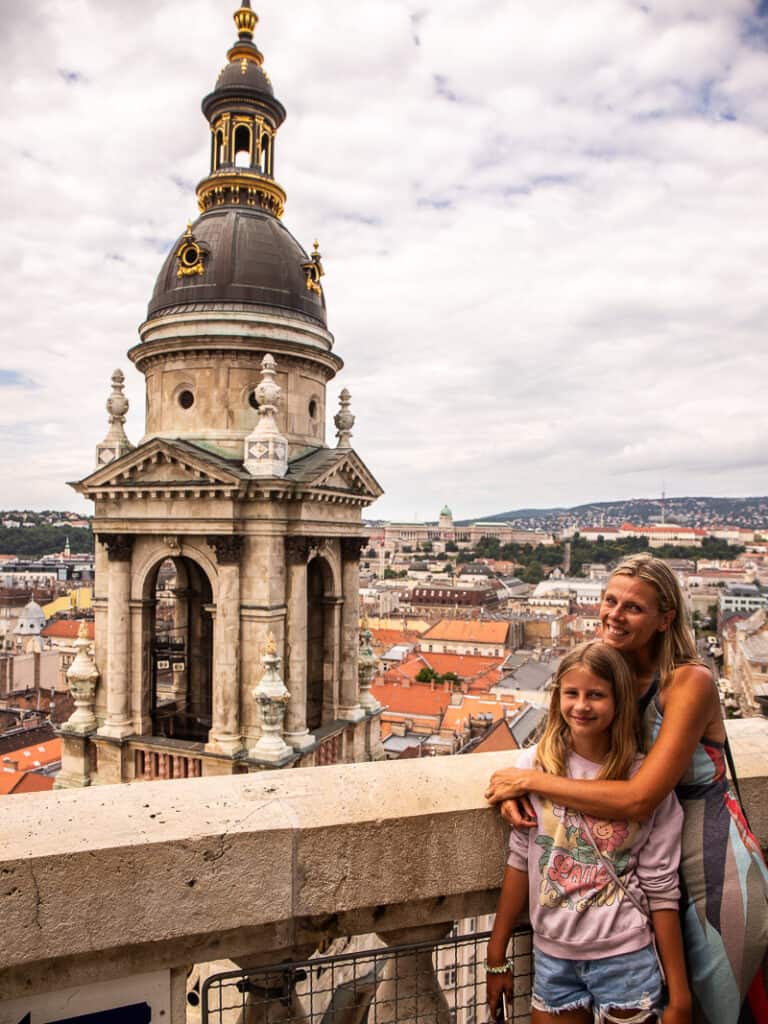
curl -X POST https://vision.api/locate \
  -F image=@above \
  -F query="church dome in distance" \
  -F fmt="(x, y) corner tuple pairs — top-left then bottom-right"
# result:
(147, 209), (327, 325)
(14, 600), (46, 635)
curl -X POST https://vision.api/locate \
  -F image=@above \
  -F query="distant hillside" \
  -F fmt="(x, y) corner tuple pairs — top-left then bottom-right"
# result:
(457, 496), (768, 530)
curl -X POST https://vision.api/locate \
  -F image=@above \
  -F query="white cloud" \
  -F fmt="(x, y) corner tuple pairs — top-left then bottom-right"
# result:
(0, 0), (767, 522)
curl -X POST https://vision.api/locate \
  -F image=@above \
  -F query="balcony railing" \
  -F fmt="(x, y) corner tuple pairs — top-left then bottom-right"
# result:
(1, 719), (767, 1021)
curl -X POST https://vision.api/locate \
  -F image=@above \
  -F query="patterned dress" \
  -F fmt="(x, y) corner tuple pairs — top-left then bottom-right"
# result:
(641, 681), (768, 1023)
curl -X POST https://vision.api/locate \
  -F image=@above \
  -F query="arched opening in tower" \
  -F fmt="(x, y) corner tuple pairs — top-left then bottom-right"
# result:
(234, 124), (252, 168)
(261, 132), (271, 176)
(306, 556), (334, 731)
(149, 557), (213, 743)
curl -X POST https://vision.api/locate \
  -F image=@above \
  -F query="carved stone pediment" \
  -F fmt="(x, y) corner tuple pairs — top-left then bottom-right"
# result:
(291, 450), (383, 502)
(73, 439), (243, 496)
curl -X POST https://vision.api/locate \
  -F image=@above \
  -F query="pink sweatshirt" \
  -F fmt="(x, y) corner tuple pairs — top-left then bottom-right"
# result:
(507, 745), (683, 961)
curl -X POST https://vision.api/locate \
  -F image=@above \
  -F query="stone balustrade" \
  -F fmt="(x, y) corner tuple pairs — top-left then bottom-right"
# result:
(1, 719), (767, 1018)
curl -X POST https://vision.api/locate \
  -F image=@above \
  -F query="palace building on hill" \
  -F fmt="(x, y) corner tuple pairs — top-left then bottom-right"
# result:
(60, 2), (384, 787)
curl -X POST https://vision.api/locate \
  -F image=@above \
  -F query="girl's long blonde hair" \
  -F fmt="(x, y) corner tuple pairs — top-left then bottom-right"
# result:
(537, 640), (638, 781)
(610, 552), (701, 687)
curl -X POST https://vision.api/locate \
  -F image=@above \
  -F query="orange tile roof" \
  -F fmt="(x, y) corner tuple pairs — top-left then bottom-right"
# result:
(471, 719), (520, 753)
(41, 620), (94, 639)
(381, 651), (504, 691)
(1, 737), (61, 770)
(441, 694), (521, 733)
(422, 619), (510, 644)
(370, 628), (421, 647)
(0, 770), (55, 795)
(372, 681), (450, 718)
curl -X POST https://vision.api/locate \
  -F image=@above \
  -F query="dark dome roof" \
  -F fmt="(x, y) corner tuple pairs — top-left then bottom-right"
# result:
(214, 60), (274, 97)
(147, 209), (326, 325)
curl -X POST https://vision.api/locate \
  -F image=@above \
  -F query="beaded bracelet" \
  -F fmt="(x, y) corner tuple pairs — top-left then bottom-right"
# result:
(485, 960), (512, 974)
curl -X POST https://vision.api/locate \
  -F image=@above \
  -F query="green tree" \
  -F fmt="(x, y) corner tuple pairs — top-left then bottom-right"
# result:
(522, 561), (545, 584)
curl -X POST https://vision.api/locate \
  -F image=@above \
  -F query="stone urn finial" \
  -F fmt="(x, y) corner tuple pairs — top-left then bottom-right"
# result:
(95, 369), (134, 468)
(249, 635), (292, 762)
(244, 354), (289, 478)
(334, 388), (355, 448)
(358, 619), (380, 712)
(63, 623), (99, 734)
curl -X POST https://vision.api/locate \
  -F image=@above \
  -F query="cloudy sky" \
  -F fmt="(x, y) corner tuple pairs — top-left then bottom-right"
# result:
(2, 0), (767, 522)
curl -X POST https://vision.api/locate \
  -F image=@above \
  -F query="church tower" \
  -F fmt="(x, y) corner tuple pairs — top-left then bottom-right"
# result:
(63, 4), (383, 786)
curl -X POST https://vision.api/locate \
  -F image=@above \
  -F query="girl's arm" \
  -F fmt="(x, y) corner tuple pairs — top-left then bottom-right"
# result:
(652, 909), (691, 1024)
(486, 665), (715, 820)
(486, 866), (528, 1011)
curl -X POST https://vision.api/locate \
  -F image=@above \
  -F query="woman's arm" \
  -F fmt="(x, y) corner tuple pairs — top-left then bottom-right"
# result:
(486, 665), (716, 820)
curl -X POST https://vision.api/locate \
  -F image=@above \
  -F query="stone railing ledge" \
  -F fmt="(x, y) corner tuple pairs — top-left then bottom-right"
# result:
(0, 751), (515, 999)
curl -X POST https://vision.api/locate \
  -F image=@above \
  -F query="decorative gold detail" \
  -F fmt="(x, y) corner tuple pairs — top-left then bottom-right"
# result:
(241, 57), (248, 74)
(196, 173), (286, 217)
(302, 240), (325, 297)
(175, 223), (209, 278)
(227, 42), (264, 65)
(265, 631), (277, 656)
(234, 4), (258, 39)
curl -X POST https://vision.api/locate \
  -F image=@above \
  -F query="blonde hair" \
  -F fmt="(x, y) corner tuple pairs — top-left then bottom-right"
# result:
(610, 553), (700, 687)
(537, 641), (638, 781)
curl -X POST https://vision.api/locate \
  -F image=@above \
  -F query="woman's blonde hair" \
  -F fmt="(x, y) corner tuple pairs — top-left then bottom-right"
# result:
(609, 552), (700, 687)
(537, 640), (638, 781)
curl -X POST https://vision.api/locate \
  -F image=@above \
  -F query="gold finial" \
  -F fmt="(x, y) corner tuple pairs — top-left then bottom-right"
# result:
(313, 239), (320, 254)
(234, 2), (258, 40)
(265, 631), (277, 656)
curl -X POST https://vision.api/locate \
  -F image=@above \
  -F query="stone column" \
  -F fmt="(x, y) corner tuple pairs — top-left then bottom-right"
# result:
(375, 924), (453, 1024)
(323, 595), (344, 723)
(206, 536), (244, 756)
(130, 597), (154, 736)
(338, 537), (366, 722)
(98, 534), (134, 739)
(284, 537), (313, 750)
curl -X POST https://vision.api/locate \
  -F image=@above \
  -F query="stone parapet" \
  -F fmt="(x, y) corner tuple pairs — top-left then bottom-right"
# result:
(1, 720), (767, 1002)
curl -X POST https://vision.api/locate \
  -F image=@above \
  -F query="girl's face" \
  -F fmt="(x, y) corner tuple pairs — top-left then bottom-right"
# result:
(559, 665), (616, 757)
(599, 574), (673, 656)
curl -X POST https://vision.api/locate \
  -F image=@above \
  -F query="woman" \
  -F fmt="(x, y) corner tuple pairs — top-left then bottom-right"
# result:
(485, 553), (768, 1024)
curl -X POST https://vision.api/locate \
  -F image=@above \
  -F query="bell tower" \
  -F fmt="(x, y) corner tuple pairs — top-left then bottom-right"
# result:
(65, 5), (384, 788)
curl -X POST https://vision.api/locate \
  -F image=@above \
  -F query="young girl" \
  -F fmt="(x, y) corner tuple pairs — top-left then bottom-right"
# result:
(486, 641), (690, 1024)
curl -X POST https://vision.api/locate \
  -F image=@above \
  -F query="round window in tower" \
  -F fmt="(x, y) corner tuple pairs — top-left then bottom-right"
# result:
(178, 390), (195, 410)
(248, 391), (260, 410)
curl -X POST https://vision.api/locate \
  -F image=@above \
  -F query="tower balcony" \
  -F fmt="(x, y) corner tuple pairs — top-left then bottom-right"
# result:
(1, 720), (767, 1019)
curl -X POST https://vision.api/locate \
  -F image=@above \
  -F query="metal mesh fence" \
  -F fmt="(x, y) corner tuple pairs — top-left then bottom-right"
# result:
(201, 926), (533, 1024)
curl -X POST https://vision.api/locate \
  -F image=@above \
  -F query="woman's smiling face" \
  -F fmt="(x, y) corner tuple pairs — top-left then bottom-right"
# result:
(599, 574), (673, 656)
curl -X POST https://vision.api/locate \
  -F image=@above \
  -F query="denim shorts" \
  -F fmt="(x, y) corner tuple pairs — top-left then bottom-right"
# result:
(532, 943), (663, 1019)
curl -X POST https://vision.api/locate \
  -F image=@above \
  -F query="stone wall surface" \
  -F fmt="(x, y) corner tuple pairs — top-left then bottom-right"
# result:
(0, 751), (512, 999)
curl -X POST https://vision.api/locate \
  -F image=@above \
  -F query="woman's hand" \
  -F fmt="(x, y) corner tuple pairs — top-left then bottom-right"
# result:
(485, 768), (538, 828)
(485, 767), (534, 804)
